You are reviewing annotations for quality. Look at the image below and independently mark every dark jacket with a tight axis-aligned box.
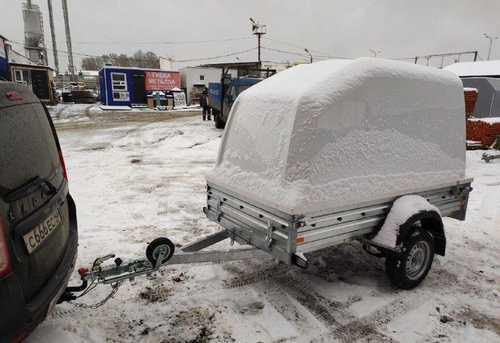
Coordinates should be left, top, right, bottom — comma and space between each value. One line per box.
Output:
200, 94, 208, 107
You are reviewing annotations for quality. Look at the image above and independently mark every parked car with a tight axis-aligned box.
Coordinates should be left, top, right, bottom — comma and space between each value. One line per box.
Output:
61, 89, 97, 104
0, 82, 78, 342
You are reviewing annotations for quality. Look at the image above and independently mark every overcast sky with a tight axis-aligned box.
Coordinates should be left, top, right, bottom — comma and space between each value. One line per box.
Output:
1, 0, 499, 71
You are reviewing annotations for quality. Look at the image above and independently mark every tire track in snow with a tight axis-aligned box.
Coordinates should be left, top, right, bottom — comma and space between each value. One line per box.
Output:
273, 272, 395, 343
223, 263, 289, 288
220, 247, 497, 342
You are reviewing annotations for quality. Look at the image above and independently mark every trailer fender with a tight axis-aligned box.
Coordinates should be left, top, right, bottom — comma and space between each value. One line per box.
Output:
371, 195, 445, 256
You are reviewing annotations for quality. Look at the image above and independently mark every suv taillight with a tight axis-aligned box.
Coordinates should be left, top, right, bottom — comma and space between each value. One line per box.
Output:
0, 217, 12, 278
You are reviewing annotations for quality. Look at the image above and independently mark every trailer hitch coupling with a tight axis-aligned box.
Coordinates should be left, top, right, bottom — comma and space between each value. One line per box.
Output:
57, 231, 267, 307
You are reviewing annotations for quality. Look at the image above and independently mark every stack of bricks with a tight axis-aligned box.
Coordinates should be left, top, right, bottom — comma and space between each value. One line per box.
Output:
467, 119, 500, 147
463, 87, 500, 148
464, 88, 478, 116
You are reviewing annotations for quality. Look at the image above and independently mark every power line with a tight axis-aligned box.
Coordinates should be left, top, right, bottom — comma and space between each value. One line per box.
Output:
261, 46, 307, 58
263, 37, 344, 59
263, 37, 304, 50
9, 39, 100, 58
262, 46, 351, 60
174, 47, 258, 63
11, 39, 258, 65
70, 36, 255, 46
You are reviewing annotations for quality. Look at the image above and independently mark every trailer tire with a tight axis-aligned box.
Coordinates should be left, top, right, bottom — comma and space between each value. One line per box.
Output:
385, 230, 435, 289
146, 237, 175, 266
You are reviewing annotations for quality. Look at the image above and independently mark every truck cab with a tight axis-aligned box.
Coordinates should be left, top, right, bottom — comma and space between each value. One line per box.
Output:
208, 68, 276, 129
209, 77, 263, 129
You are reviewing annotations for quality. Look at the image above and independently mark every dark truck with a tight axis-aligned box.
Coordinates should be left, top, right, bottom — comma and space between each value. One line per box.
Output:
208, 69, 276, 129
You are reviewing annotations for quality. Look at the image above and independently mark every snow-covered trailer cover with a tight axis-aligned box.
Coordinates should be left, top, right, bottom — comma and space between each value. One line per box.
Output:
207, 58, 465, 215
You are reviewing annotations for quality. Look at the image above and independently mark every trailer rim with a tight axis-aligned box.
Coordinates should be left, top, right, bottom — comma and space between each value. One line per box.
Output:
405, 240, 431, 280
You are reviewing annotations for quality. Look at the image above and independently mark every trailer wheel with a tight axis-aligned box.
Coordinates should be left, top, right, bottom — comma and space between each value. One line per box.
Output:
385, 230, 435, 289
146, 237, 175, 266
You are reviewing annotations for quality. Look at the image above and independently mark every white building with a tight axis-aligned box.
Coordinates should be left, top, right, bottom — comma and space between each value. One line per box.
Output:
180, 67, 223, 105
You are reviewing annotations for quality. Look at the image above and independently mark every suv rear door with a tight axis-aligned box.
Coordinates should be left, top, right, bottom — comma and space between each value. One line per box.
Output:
0, 82, 73, 302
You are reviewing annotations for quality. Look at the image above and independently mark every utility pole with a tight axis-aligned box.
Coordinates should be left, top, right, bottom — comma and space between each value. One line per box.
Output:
249, 18, 266, 65
304, 48, 313, 63
47, 0, 59, 74
483, 33, 498, 60
61, 0, 75, 79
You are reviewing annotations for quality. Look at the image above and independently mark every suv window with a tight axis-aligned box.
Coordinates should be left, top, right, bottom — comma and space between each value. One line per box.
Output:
0, 103, 60, 191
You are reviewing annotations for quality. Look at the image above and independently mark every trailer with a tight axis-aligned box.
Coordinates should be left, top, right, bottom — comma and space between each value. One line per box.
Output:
205, 58, 472, 289
61, 58, 472, 305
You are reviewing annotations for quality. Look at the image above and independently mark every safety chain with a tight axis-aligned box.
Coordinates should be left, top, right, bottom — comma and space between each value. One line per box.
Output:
71, 282, 121, 309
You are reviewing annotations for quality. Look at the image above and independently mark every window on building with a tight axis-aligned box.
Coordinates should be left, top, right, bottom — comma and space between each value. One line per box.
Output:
112, 91, 130, 102
200, 75, 205, 81
111, 73, 127, 91
13, 69, 31, 86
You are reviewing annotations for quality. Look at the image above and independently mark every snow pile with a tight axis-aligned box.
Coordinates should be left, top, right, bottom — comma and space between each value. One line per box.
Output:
464, 87, 478, 93
468, 116, 500, 124
371, 195, 440, 247
209, 58, 466, 214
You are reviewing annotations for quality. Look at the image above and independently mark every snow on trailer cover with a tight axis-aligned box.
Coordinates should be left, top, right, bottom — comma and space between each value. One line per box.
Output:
205, 58, 472, 266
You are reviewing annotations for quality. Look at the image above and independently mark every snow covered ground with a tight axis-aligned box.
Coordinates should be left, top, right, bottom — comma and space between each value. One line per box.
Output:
28, 116, 499, 342
47, 103, 202, 130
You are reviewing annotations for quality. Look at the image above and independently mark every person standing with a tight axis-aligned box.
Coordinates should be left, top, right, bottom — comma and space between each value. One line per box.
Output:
200, 90, 211, 121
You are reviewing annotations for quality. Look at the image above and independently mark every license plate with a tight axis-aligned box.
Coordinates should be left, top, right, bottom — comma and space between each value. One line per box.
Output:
23, 209, 62, 254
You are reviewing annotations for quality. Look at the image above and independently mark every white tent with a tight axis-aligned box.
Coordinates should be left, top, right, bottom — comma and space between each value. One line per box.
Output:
444, 60, 500, 77
208, 58, 466, 215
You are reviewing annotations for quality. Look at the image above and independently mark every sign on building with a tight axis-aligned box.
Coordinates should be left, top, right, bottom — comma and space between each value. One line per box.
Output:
173, 91, 187, 108
145, 71, 180, 91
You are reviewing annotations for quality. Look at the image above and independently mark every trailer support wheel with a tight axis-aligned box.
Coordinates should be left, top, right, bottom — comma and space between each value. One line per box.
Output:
385, 230, 435, 289
146, 238, 175, 266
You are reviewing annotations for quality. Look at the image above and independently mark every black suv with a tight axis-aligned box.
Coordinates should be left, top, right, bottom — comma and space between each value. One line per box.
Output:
0, 82, 78, 342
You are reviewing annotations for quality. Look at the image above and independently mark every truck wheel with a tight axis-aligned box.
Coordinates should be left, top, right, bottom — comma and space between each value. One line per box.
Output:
146, 237, 175, 266
214, 112, 225, 129
385, 230, 435, 289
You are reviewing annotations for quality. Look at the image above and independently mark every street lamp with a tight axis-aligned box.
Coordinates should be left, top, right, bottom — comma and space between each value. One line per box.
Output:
304, 48, 312, 63
482, 33, 498, 60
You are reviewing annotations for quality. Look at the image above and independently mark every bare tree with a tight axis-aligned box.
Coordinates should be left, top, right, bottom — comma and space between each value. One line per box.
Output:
81, 50, 160, 70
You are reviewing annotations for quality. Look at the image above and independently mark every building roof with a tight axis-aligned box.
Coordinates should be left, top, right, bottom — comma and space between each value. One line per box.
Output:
8, 48, 37, 65
9, 62, 54, 71
199, 61, 260, 69
179, 66, 222, 71
80, 70, 99, 76
444, 60, 500, 77
7, 48, 52, 70
100, 65, 178, 73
